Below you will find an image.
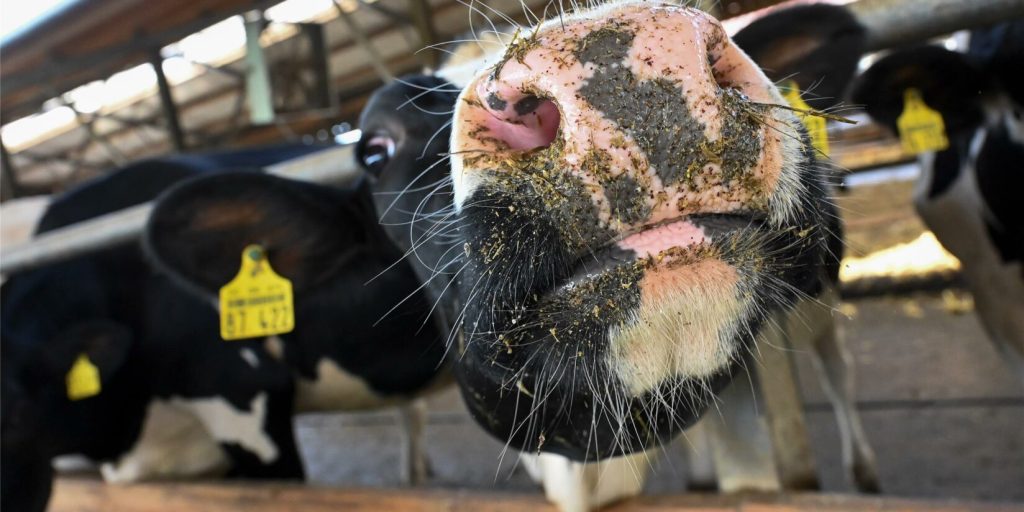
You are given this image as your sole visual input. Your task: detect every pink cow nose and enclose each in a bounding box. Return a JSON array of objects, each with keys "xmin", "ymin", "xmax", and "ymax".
[
  {"xmin": 476, "ymin": 85, "xmax": 561, "ymax": 151},
  {"xmin": 453, "ymin": 4, "xmax": 793, "ymax": 230}
]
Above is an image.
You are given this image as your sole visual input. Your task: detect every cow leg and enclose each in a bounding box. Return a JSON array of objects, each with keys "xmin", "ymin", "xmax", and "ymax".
[
  {"xmin": 805, "ymin": 289, "xmax": 880, "ymax": 493},
  {"xmin": 753, "ymin": 308, "xmax": 820, "ymax": 491},
  {"xmin": 520, "ymin": 451, "xmax": 649, "ymax": 512},
  {"xmin": 705, "ymin": 364, "xmax": 781, "ymax": 492},
  {"xmin": 968, "ymin": 287, "xmax": 1024, "ymax": 387},
  {"xmin": 254, "ymin": 386, "xmax": 306, "ymax": 479},
  {"xmin": 397, "ymin": 398, "xmax": 430, "ymax": 485},
  {"xmin": 989, "ymin": 334, "xmax": 1024, "ymax": 386},
  {"xmin": 682, "ymin": 418, "xmax": 717, "ymax": 490}
]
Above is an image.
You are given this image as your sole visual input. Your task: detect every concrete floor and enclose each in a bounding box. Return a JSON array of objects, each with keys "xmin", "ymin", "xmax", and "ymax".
[{"xmin": 294, "ymin": 291, "xmax": 1024, "ymax": 503}]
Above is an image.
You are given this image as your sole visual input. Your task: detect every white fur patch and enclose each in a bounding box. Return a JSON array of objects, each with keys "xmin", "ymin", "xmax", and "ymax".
[
  {"xmin": 173, "ymin": 393, "xmax": 279, "ymax": 464},
  {"xmin": 763, "ymin": 108, "xmax": 809, "ymax": 227},
  {"xmin": 52, "ymin": 455, "xmax": 96, "ymax": 473},
  {"xmin": 239, "ymin": 348, "xmax": 260, "ymax": 368},
  {"xmin": 607, "ymin": 260, "xmax": 746, "ymax": 397},
  {"xmin": 100, "ymin": 400, "xmax": 229, "ymax": 483},
  {"xmin": 436, "ymin": 30, "xmax": 512, "ymax": 88},
  {"xmin": 520, "ymin": 450, "xmax": 650, "ymax": 512}
]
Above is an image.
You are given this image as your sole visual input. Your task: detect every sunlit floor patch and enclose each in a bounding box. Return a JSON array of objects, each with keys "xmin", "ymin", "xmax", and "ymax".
[{"xmin": 840, "ymin": 231, "xmax": 960, "ymax": 283}]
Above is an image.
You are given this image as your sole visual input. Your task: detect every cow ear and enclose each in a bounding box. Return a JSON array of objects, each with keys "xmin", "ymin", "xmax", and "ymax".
[
  {"xmin": 144, "ymin": 171, "xmax": 373, "ymax": 299},
  {"xmin": 51, "ymin": 320, "xmax": 132, "ymax": 388},
  {"xmin": 732, "ymin": 4, "xmax": 866, "ymax": 111},
  {"xmin": 850, "ymin": 46, "xmax": 989, "ymax": 136}
]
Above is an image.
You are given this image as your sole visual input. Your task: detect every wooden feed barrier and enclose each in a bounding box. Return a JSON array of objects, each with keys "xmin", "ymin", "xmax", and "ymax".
[{"xmin": 49, "ymin": 478, "xmax": 1020, "ymax": 512}]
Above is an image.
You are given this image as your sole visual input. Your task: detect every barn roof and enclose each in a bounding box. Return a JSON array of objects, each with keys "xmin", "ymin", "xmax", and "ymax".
[
  {"xmin": 1, "ymin": 0, "xmax": 282, "ymax": 122},
  {"xmin": 0, "ymin": 0, "xmax": 788, "ymax": 196}
]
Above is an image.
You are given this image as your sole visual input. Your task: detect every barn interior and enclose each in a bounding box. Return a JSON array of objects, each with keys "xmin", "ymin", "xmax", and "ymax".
[{"xmin": 1, "ymin": 0, "xmax": 1021, "ymax": 510}]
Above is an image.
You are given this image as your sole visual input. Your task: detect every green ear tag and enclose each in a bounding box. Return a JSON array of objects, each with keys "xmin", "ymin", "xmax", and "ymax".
[
  {"xmin": 782, "ymin": 81, "xmax": 830, "ymax": 157},
  {"xmin": 67, "ymin": 354, "xmax": 101, "ymax": 401},
  {"xmin": 897, "ymin": 88, "xmax": 949, "ymax": 154},
  {"xmin": 218, "ymin": 245, "xmax": 295, "ymax": 341}
]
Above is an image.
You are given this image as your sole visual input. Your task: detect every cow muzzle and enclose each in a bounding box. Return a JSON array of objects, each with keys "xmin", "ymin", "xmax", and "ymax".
[{"xmin": 449, "ymin": 1, "xmax": 823, "ymax": 460}]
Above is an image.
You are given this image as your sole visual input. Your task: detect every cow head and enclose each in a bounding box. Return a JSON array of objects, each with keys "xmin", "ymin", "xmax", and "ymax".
[
  {"xmin": 143, "ymin": 171, "xmax": 448, "ymax": 399},
  {"xmin": 355, "ymin": 74, "xmax": 463, "ymax": 325},
  {"xmin": 852, "ymin": 46, "xmax": 992, "ymax": 141},
  {"xmin": 440, "ymin": 1, "xmax": 860, "ymax": 460}
]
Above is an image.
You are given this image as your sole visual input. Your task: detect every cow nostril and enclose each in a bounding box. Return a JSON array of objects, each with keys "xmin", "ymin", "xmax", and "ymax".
[
  {"xmin": 514, "ymin": 96, "xmax": 541, "ymax": 116},
  {"xmin": 480, "ymin": 93, "xmax": 560, "ymax": 151}
]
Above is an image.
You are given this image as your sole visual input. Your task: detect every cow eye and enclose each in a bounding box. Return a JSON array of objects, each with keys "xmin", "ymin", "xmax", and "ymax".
[{"xmin": 359, "ymin": 134, "xmax": 396, "ymax": 174}]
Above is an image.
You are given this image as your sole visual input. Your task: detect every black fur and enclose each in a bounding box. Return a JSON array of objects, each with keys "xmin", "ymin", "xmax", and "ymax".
[
  {"xmin": 975, "ymin": 124, "xmax": 1024, "ymax": 264},
  {"xmin": 356, "ymin": 74, "xmax": 461, "ymax": 331},
  {"xmin": 1, "ymin": 147, "xmax": 333, "ymax": 512}
]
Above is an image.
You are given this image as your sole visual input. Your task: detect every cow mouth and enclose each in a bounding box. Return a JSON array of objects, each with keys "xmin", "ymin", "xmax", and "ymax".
[
  {"xmin": 456, "ymin": 212, "xmax": 758, "ymax": 460},
  {"xmin": 548, "ymin": 214, "xmax": 757, "ymax": 301}
]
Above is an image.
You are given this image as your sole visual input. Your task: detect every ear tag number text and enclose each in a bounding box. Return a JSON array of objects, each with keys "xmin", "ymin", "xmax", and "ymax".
[
  {"xmin": 898, "ymin": 88, "xmax": 949, "ymax": 154},
  {"xmin": 782, "ymin": 81, "xmax": 830, "ymax": 157},
  {"xmin": 219, "ymin": 245, "xmax": 295, "ymax": 340},
  {"xmin": 67, "ymin": 354, "xmax": 101, "ymax": 401}
]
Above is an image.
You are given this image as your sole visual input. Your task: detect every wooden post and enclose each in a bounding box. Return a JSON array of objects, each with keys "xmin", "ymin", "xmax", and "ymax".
[
  {"xmin": 300, "ymin": 23, "xmax": 333, "ymax": 109},
  {"xmin": 333, "ymin": 0, "xmax": 393, "ymax": 83},
  {"xmin": 1, "ymin": 137, "xmax": 24, "ymax": 202},
  {"xmin": 406, "ymin": 0, "xmax": 440, "ymax": 68},
  {"xmin": 754, "ymin": 308, "xmax": 820, "ymax": 490},
  {"xmin": 244, "ymin": 11, "xmax": 276, "ymax": 125},
  {"xmin": 149, "ymin": 49, "xmax": 187, "ymax": 152}
]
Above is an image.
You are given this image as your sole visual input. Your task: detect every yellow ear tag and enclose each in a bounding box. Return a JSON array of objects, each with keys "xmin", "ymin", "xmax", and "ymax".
[
  {"xmin": 897, "ymin": 88, "xmax": 949, "ymax": 154},
  {"xmin": 782, "ymin": 81, "xmax": 830, "ymax": 157},
  {"xmin": 218, "ymin": 245, "xmax": 295, "ymax": 341},
  {"xmin": 66, "ymin": 354, "xmax": 101, "ymax": 401}
]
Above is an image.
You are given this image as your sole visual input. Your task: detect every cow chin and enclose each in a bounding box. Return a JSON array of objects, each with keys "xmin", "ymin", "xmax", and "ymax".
[{"xmin": 454, "ymin": 187, "xmax": 812, "ymax": 458}]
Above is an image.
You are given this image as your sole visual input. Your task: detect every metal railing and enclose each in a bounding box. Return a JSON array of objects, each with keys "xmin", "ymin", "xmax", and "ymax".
[{"xmin": 0, "ymin": 145, "xmax": 357, "ymax": 274}]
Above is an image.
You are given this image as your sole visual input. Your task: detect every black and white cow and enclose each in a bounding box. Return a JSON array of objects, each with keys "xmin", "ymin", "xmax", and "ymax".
[
  {"xmin": 143, "ymin": 168, "xmax": 449, "ymax": 484},
  {"xmin": 1, "ymin": 149, "xmax": 313, "ymax": 512},
  {"xmin": 851, "ymin": 21, "xmax": 1024, "ymax": 384},
  {"xmin": 354, "ymin": 3, "xmax": 877, "ymax": 509},
  {"xmin": 1, "ymin": 144, "xmax": 447, "ymax": 511},
  {"xmin": 142, "ymin": 147, "xmax": 457, "ymax": 483}
]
